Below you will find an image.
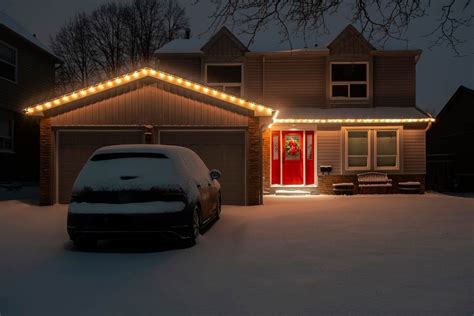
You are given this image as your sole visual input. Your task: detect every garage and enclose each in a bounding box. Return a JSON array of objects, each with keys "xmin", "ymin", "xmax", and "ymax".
[
  {"xmin": 160, "ymin": 130, "xmax": 246, "ymax": 205},
  {"xmin": 56, "ymin": 130, "xmax": 143, "ymax": 203},
  {"xmin": 31, "ymin": 69, "xmax": 267, "ymax": 206}
]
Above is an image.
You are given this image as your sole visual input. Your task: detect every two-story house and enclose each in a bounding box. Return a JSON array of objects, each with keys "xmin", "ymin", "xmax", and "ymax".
[
  {"xmin": 0, "ymin": 12, "xmax": 60, "ymax": 183},
  {"xmin": 25, "ymin": 25, "xmax": 433, "ymax": 206}
]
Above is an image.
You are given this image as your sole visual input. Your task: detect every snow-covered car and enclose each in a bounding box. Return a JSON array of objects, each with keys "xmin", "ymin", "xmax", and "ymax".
[{"xmin": 67, "ymin": 144, "xmax": 222, "ymax": 248}]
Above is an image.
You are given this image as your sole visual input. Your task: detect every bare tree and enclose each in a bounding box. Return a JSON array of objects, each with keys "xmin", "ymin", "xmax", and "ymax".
[
  {"xmin": 51, "ymin": 0, "xmax": 189, "ymax": 89},
  {"xmin": 50, "ymin": 13, "xmax": 97, "ymax": 91},
  {"xmin": 162, "ymin": 0, "xmax": 189, "ymax": 43},
  {"xmin": 204, "ymin": 0, "xmax": 473, "ymax": 55},
  {"xmin": 124, "ymin": 0, "xmax": 189, "ymax": 66},
  {"xmin": 89, "ymin": 3, "xmax": 128, "ymax": 77}
]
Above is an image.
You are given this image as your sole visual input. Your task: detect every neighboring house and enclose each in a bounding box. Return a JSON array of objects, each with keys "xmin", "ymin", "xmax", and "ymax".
[
  {"xmin": 25, "ymin": 25, "xmax": 433, "ymax": 206},
  {"xmin": 0, "ymin": 11, "xmax": 60, "ymax": 182},
  {"xmin": 427, "ymin": 86, "xmax": 474, "ymax": 192}
]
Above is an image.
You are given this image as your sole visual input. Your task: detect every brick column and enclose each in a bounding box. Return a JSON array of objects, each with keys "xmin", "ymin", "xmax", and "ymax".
[
  {"xmin": 262, "ymin": 129, "xmax": 271, "ymax": 193},
  {"xmin": 39, "ymin": 118, "xmax": 54, "ymax": 205},
  {"xmin": 247, "ymin": 116, "xmax": 262, "ymax": 205}
]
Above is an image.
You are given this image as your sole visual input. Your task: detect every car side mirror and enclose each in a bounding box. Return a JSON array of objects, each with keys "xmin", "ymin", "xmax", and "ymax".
[{"xmin": 210, "ymin": 169, "xmax": 221, "ymax": 180}]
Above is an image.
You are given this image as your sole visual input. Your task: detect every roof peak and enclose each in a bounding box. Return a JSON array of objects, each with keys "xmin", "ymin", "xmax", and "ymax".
[{"xmin": 25, "ymin": 67, "xmax": 273, "ymax": 117}]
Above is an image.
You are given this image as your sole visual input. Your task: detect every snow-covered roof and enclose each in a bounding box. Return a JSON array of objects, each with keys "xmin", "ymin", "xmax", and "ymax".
[
  {"xmin": 157, "ymin": 38, "xmax": 207, "ymax": 54},
  {"xmin": 157, "ymin": 36, "xmax": 330, "ymax": 54},
  {"xmin": 0, "ymin": 11, "xmax": 60, "ymax": 61},
  {"xmin": 274, "ymin": 106, "xmax": 433, "ymax": 123}
]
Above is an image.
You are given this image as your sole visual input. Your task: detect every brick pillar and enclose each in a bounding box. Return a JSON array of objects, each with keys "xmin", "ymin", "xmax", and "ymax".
[
  {"xmin": 262, "ymin": 129, "xmax": 271, "ymax": 193},
  {"xmin": 39, "ymin": 118, "xmax": 54, "ymax": 205},
  {"xmin": 247, "ymin": 116, "xmax": 262, "ymax": 205}
]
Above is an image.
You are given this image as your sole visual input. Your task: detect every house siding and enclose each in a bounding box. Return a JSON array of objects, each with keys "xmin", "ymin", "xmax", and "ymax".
[
  {"xmin": 373, "ymin": 56, "xmax": 416, "ymax": 107},
  {"xmin": 50, "ymin": 82, "xmax": 249, "ymax": 127},
  {"xmin": 0, "ymin": 26, "xmax": 57, "ymax": 182},
  {"xmin": 203, "ymin": 35, "xmax": 243, "ymax": 57},
  {"xmin": 0, "ymin": 27, "xmax": 56, "ymax": 110},
  {"xmin": 247, "ymin": 56, "xmax": 326, "ymax": 108},
  {"xmin": 158, "ymin": 56, "xmax": 202, "ymax": 82},
  {"xmin": 403, "ymin": 128, "xmax": 426, "ymax": 174},
  {"xmin": 316, "ymin": 128, "xmax": 341, "ymax": 175}
]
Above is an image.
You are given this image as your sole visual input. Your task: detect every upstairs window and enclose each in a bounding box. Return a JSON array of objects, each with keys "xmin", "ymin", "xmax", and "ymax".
[
  {"xmin": 0, "ymin": 41, "xmax": 17, "ymax": 82},
  {"xmin": 331, "ymin": 63, "xmax": 367, "ymax": 99},
  {"xmin": 205, "ymin": 64, "xmax": 242, "ymax": 96},
  {"xmin": 0, "ymin": 119, "xmax": 14, "ymax": 152}
]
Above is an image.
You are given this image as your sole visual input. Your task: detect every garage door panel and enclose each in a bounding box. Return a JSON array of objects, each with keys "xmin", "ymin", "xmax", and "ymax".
[
  {"xmin": 160, "ymin": 131, "xmax": 246, "ymax": 205},
  {"xmin": 57, "ymin": 130, "xmax": 143, "ymax": 203}
]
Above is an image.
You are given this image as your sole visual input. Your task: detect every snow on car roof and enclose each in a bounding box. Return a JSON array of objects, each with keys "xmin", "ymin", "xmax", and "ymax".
[{"xmin": 94, "ymin": 144, "xmax": 194, "ymax": 156}]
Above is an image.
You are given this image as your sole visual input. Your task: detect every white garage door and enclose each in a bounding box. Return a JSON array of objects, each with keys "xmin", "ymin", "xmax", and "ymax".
[
  {"xmin": 56, "ymin": 130, "xmax": 143, "ymax": 203},
  {"xmin": 160, "ymin": 130, "xmax": 246, "ymax": 205}
]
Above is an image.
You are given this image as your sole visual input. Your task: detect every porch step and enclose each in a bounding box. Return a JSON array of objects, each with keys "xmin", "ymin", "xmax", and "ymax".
[{"xmin": 275, "ymin": 189, "xmax": 312, "ymax": 196}]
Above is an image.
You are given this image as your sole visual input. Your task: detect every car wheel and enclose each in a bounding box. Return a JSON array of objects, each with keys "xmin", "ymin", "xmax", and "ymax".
[
  {"xmin": 182, "ymin": 206, "xmax": 200, "ymax": 247},
  {"xmin": 215, "ymin": 193, "xmax": 222, "ymax": 219},
  {"xmin": 73, "ymin": 237, "xmax": 97, "ymax": 250}
]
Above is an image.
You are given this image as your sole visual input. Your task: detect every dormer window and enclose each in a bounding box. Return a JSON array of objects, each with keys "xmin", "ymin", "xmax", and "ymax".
[
  {"xmin": 205, "ymin": 64, "xmax": 243, "ymax": 96},
  {"xmin": 330, "ymin": 62, "xmax": 368, "ymax": 99},
  {"xmin": 0, "ymin": 41, "xmax": 17, "ymax": 83}
]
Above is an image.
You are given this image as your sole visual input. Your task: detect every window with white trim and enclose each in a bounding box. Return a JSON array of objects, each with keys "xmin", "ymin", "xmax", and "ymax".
[
  {"xmin": 346, "ymin": 130, "xmax": 369, "ymax": 169},
  {"xmin": 375, "ymin": 130, "xmax": 399, "ymax": 169},
  {"xmin": 331, "ymin": 63, "xmax": 368, "ymax": 99},
  {"xmin": 0, "ymin": 41, "xmax": 17, "ymax": 82},
  {"xmin": 205, "ymin": 64, "xmax": 242, "ymax": 96},
  {"xmin": 0, "ymin": 119, "xmax": 14, "ymax": 152}
]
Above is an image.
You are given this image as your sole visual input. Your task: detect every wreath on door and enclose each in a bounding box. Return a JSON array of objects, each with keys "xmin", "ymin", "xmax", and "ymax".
[{"xmin": 285, "ymin": 138, "xmax": 300, "ymax": 156}]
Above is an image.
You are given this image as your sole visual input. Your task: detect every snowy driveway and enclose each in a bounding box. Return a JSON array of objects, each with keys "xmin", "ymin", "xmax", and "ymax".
[{"xmin": 0, "ymin": 194, "xmax": 473, "ymax": 315}]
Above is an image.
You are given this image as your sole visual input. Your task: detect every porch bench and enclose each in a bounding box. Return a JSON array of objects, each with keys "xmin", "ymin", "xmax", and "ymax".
[
  {"xmin": 357, "ymin": 172, "xmax": 392, "ymax": 194},
  {"xmin": 398, "ymin": 181, "xmax": 422, "ymax": 194},
  {"xmin": 333, "ymin": 182, "xmax": 354, "ymax": 195}
]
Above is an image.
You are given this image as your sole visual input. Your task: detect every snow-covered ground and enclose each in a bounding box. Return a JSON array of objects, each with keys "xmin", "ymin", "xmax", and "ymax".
[{"xmin": 0, "ymin": 194, "xmax": 472, "ymax": 315}]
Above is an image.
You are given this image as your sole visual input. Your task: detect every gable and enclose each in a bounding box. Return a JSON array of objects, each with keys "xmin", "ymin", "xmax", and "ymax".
[
  {"xmin": 328, "ymin": 25, "xmax": 375, "ymax": 55},
  {"xmin": 25, "ymin": 67, "xmax": 273, "ymax": 117},
  {"xmin": 49, "ymin": 82, "xmax": 249, "ymax": 126},
  {"xmin": 201, "ymin": 27, "xmax": 248, "ymax": 57}
]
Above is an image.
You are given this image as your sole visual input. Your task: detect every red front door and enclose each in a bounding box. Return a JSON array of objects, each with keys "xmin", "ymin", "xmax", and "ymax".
[{"xmin": 282, "ymin": 131, "xmax": 304, "ymax": 185}]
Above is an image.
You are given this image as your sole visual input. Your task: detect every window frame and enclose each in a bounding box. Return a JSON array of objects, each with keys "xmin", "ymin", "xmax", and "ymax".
[
  {"xmin": 374, "ymin": 129, "xmax": 400, "ymax": 170},
  {"xmin": 330, "ymin": 62, "xmax": 369, "ymax": 100},
  {"xmin": 345, "ymin": 129, "xmax": 371, "ymax": 171},
  {"xmin": 204, "ymin": 63, "xmax": 244, "ymax": 96},
  {"xmin": 0, "ymin": 119, "xmax": 14, "ymax": 153},
  {"xmin": 0, "ymin": 40, "xmax": 18, "ymax": 84}
]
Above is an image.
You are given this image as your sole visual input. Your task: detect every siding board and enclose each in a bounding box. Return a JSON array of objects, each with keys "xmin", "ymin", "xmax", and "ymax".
[
  {"xmin": 374, "ymin": 56, "xmax": 416, "ymax": 107},
  {"xmin": 246, "ymin": 56, "xmax": 326, "ymax": 107},
  {"xmin": 403, "ymin": 129, "xmax": 426, "ymax": 174},
  {"xmin": 50, "ymin": 85, "xmax": 248, "ymax": 127},
  {"xmin": 317, "ymin": 130, "xmax": 341, "ymax": 174}
]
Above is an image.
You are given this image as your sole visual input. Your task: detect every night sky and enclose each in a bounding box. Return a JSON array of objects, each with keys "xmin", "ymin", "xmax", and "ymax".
[{"xmin": 2, "ymin": 0, "xmax": 473, "ymax": 114}]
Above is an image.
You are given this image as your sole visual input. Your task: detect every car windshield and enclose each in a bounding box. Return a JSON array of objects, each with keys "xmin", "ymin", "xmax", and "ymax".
[
  {"xmin": 90, "ymin": 152, "xmax": 168, "ymax": 161},
  {"xmin": 72, "ymin": 152, "xmax": 184, "ymax": 194}
]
